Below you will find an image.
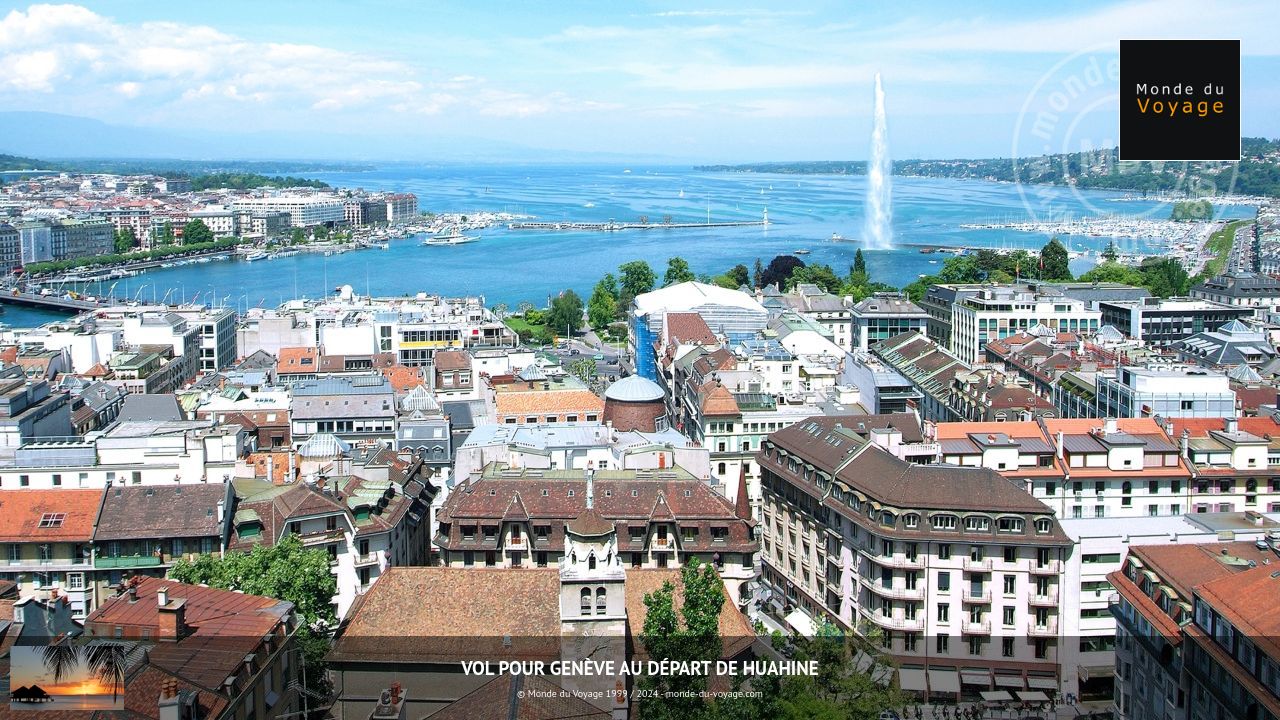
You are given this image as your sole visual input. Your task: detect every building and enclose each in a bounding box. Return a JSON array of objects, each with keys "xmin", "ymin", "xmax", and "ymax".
[
  {"xmin": 630, "ymin": 282, "xmax": 768, "ymax": 381},
  {"xmin": 230, "ymin": 195, "xmax": 345, "ymax": 227},
  {"xmin": 431, "ymin": 349, "xmax": 474, "ymax": 398},
  {"xmin": 187, "ymin": 207, "xmax": 240, "ymax": 237},
  {"xmin": 758, "ymin": 416, "xmax": 1074, "ymax": 698},
  {"xmin": 384, "ymin": 193, "xmax": 418, "ymax": 223},
  {"xmin": 290, "ymin": 376, "xmax": 397, "ymax": 446},
  {"xmin": 1093, "ymin": 365, "xmax": 1238, "ymax": 419},
  {"xmin": 774, "ymin": 284, "xmax": 855, "ymax": 351},
  {"xmin": 1169, "ymin": 416, "xmax": 1280, "ymax": 514},
  {"xmin": 1174, "ymin": 319, "xmax": 1278, "ymax": 371},
  {"xmin": 15, "ymin": 216, "xmax": 113, "ymax": 264},
  {"xmin": 850, "ymin": 293, "xmax": 929, "ymax": 352},
  {"xmin": 95, "ymin": 206, "xmax": 154, "ymax": 245},
  {"xmin": 602, "ymin": 375, "xmax": 667, "ymax": 432},
  {"xmin": 488, "ymin": 369, "xmax": 604, "ymax": 426},
  {"xmin": 0, "ymin": 488, "xmax": 100, "ymax": 617},
  {"xmin": 839, "ymin": 351, "xmax": 924, "ymax": 415},
  {"xmin": 433, "ymin": 463, "xmax": 758, "ymax": 605},
  {"xmin": 1108, "ymin": 541, "xmax": 1280, "ymax": 720},
  {"xmin": 871, "ymin": 331, "xmax": 970, "ymax": 422},
  {"xmin": 0, "ymin": 222, "xmax": 21, "ymax": 272},
  {"xmin": 950, "ymin": 285, "xmax": 1101, "ymax": 364},
  {"xmin": 1191, "ymin": 270, "xmax": 1280, "ymax": 317},
  {"xmin": 228, "ymin": 444, "xmax": 436, "ymax": 618},
  {"xmin": 83, "ymin": 576, "xmax": 301, "ymax": 720},
  {"xmin": 242, "ymin": 210, "xmax": 291, "ymax": 239},
  {"xmin": 1098, "ymin": 297, "xmax": 1252, "ymax": 346},
  {"xmin": 0, "ymin": 365, "xmax": 74, "ymax": 463}
]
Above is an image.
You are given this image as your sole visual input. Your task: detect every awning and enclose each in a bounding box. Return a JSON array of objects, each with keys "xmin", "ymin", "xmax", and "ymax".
[
  {"xmin": 961, "ymin": 669, "xmax": 991, "ymax": 686},
  {"xmin": 1026, "ymin": 677, "xmax": 1059, "ymax": 690},
  {"xmin": 980, "ymin": 690, "xmax": 1013, "ymax": 702},
  {"xmin": 784, "ymin": 609, "xmax": 816, "ymax": 638},
  {"xmin": 1017, "ymin": 691, "xmax": 1050, "ymax": 702},
  {"xmin": 928, "ymin": 668, "xmax": 961, "ymax": 694},
  {"xmin": 994, "ymin": 674, "xmax": 1023, "ymax": 688},
  {"xmin": 898, "ymin": 667, "xmax": 928, "ymax": 692}
]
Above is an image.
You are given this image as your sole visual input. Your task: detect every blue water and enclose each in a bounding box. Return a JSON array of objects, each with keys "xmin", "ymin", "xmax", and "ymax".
[{"xmin": 5, "ymin": 165, "xmax": 1255, "ymax": 327}]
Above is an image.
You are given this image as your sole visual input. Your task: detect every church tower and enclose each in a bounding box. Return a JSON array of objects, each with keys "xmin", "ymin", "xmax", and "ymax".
[{"xmin": 558, "ymin": 466, "xmax": 628, "ymax": 720}]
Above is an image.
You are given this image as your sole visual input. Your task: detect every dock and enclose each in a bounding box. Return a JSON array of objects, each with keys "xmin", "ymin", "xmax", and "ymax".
[
  {"xmin": 0, "ymin": 289, "xmax": 105, "ymax": 313},
  {"xmin": 508, "ymin": 213, "xmax": 769, "ymax": 233}
]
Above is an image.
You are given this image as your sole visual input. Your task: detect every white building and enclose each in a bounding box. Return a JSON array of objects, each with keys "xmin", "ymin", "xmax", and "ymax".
[
  {"xmin": 231, "ymin": 196, "xmax": 345, "ymax": 227},
  {"xmin": 187, "ymin": 207, "xmax": 240, "ymax": 238},
  {"xmin": 951, "ymin": 286, "xmax": 1101, "ymax": 364},
  {"xmin": 1094, "ymin": 365, "xmax": 1237, "ymax": 419}
]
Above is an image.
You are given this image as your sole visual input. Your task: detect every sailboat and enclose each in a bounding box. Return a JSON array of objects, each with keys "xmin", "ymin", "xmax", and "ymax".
[{"xmin": 679, "ymin": 189, "xmax": 685, "ymax": 198}]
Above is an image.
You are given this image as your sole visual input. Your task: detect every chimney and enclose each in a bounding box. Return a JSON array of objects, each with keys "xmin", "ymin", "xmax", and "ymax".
[
  {"xmin": 158, "ymin": 679, "xmax": 182, "ymax": 720},
  {"xmin": 1103, "ymin": 418, "xmax": 1118, "ymax": 435},
  {"xmin": 157, "ymin": 586, "xmax": 168, "ymax": 607},
  {"xmin": 1055, "ymin": 430, "xmax": 1064, "ymax": 460},
  {"xmin": 158, "ymin": 593, "xmax": 187, "ymax": 642},
  {"xmin": 128, "ymin": 586, "xmax": 138, "ymax": 603},
  {"xmin": 216, "ymin": 498, "xmax": 225, "ymax": 524},
  {"xmin": 369, "ymin": 683, "xmax": 408, "ymax": 720},
  {"xmin": 1180, "ymin": 429, "xmax": 1190, "ymax": 459},
  {"xmin": 585, "ymin": 463, "xmax": 595, "ymax": 509},
  {"xmin": 1225, "ymin": 417, "xmax": 1239, "ymax": 434}
]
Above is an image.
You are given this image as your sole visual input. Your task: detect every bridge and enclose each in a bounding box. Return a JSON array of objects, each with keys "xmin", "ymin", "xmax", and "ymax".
[{"xmin": 0, "ymin": 289, "xmax": 104, "ymax": 313}]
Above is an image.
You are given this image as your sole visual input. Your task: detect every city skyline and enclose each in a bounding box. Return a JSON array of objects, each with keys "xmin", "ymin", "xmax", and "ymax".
[{"xmin": 1, "ymin": 1, "xmax": 1278, "ymax": 162}]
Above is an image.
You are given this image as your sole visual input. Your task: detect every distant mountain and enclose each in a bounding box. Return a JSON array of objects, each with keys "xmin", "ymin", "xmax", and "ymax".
[{"xmin": 0, "ymin": 111, "xmax": 678, "ymax": 164}]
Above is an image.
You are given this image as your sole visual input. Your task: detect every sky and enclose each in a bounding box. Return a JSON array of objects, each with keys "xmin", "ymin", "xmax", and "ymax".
[{"xmin": 0, "ymin": 0, "xmax": 1278, "ymax": 162}]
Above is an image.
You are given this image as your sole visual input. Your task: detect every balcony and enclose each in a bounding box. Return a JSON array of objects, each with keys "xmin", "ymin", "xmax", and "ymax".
[
  {"xmin": 962, "ymin": 619, "xmax": 992, "ymax": 634},
  {"xmin": 1028, "ymin": 618, "xmax": 1059, "ymax": 636},
  {"xmin": 651, "ymin": 537, "xmax": 675, "ymax": 552},
  {"xmin": 95, "ymin": 555, "xmax": 164, "ymax": 569},
  {"xmin": 6, "ymin": 558, "xmax": 92, "ymax": 570},
  {"xmin": 963, "ymin": 557, "xmax": 993, "ymax": 571},
  {"xmin": 353, "ymin": 552, "xmax": 381, "ymax": 568},
  {"xmin": 868, "ymin": 613, "xmax": 924, "ymax": 631},
  {"xmin": 1029, "ymin": 593, "xmax": 1059, "ymax": 607},
  {"xmin": 861, "ymin": 548, "xmax": 924, "ymax": 569},
  {"xmin": 1029, "ymin": 560, "xmax": 1062, "ymax": 575},
  {"xmin": 506, "ymin": 536, "xmax": 526, "ymax": 550},
  {"xmin": 299, "ymin": 529, "xmax": 345, "ymax": 547},
  {"xmin": 864, "ymin": 579, "xmax": 925, "ymax": 601},
  {"xmin": 963, "ymin": 588, "xmax": 992, "ymax": 603}
]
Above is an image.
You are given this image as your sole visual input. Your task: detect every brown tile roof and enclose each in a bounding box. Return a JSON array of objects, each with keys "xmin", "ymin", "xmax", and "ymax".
[
  {"xmin": 1195, "ymin": 564, "xmax": 1280, "ymax": 660},
  {"xmin": 566, "ymin": 507, "xmax": 614, "ymax": 536},
  {"xmin": 83, "ymin": 362, "xmax": 112, "ymax": 378},
  {"xmin": 429, "ymin": 674, "xmax": 609, "ymax": 720},
  {"xmin": 698, "ymin": 381, "xmax": 739, "ymax": 416},
  {"xmin": 495, "ymin": 390, "xmax": 604, "ymax": 418},
  {"xmin": 1128, "ymin": 542, "xmax": 1268, "ymax": 600},
  {"xmin": 276, "ymin": 347, "xmax": 316, "ymax": 374},
  {"xmin": 433, "ymin": 350, "xmax": 472, "ymax": 371},
  {"xmin": 1169, "ymin": 416, "xmax": 1280, "ymax": 438},
  {"xmin": 0, "ymin": 489, "xmax": 101, "ymax": 542},
  {"xmin": 94, "ymin": 484, "xmax": 226, "ymax": 542},
  {"xmin": 245, "ymin": 451, "xmax": 297, "ymax": 485},
  {"xmin": 380, "ymin": 365, "xmax": 425, "ymax": 393},
  {"xmin": 124, "ymin": 664, "xmax": 230, "ymax": 720},
  {"xmin": 665, "ymin": 312, "xmax": 718, "ymax": 346},
  {"xmin": 625, "ymin": 569, "xmax": 755, "ymax": 660}
]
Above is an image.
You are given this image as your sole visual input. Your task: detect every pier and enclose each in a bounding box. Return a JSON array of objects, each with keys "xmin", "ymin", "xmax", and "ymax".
[{"xmin": 508, "ymin": 212, "xmax": 769, "ymax": 233}]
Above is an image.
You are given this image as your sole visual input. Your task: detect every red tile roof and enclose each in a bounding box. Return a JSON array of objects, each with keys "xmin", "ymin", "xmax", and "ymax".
[
  {"xmin": 0, "ymin": 489, "xmax": 101, "ymax": 542},
  {"xmin": 433, "ymin": 350, "xmax": 472, "ymax": 371},
  {"xmin": 1169, "ymin": 416, "xmax": 1280, "ymax": 438},
  {"xmin": 665, "ymin": 312, "xmax": 718, "ymax": 346},
  {"xmin": 380, "ymin": 365, "xmax": 424, "ymax": 394},
  {"xmin": 276, "ymin": 347, "xmax": 317, "ymax": 374}
]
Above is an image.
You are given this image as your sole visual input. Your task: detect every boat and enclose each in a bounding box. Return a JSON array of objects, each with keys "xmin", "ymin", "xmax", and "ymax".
[
  {"xmin": 794, "ymin": 249, "xmax": 811, "ymax": 255},
  {"xmin": 243, "ymin": 250, "xmax": 268, "ymax": 262},
  {"xmin": 831, "ymin": 232, "xmax": 846, "ymax": 241},
  {"xmin": 424, "ymin": 229, "xmax": 479, "ymax": 246},
  {"xmin": 920, "ymin": 248, "xmax": 937, "ymax": 254},
  {"xmin": 583, "ymin": 202, "xmax": 596, "ymax": 208}
]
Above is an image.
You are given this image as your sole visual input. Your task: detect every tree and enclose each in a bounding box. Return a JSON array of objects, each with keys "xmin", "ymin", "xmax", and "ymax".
[
  {"xmin": 182, "ymin": 219, "xmax": 214, "ymax": 246},
  {"xmin": 853, "ymin": 249, "xmax": 867, "ymax": 276},
  {"xmin": 618, "ymin": 260, "xmax": 656, "ymax": 300},
  {"xmin": 664, "ymin": 256, "xmax": 696, "ymax": 286},
  {"xmin": 1078, "ymin": 261, "xmax": 1143, "ymax": 285},
  {"xmin": 567, "ymin": 357, "xmax": 597, "ymax": 385},
  {"xmin": 763, "ymin": 623, "xmax": 908, "ymax": 719},
  {"xmin": 545, "ymin": 289, "xmax": 585, "ymax": 336},
  {"xmin": 169, "ymin": 534, "xmax": 338, "ymax": 703},
  {"xmin": 113, "ymin": 228, "xmax": 136, "ymax": 254},
  {"xmin": 1102, "ymin": 240, "xmax": 1119, "ymax": 262},
  {"xmin": 637, "ymin": 559, "xmax": 725, "ymax": 720},
  {"xmin": 758, "ymin": 255, "xmax": 806, "ymax": 290},
  {"xmin": 290, "ymin": 227, "xmax": 306, "ymax": 245},
  {"xmin": 1039, "ymin": 238, "xmax": 1072, "ymax": 281},
  {"xmin": 158, "ymin": 222, "xmax": 176, "ymax": 247},
  {"xmin": 1140, "ymin": 257, "xmax": 1191, "ymax": 297},
  {"xmin": 726, "ymin": 264, "xmax": 750, "ymax": 288},
  {"xmin": 789, "ymin": 263, "xmax": 842, "ymax": 293},
  {"xmin": 752, "ymin": 258, "xmax": 764, "ymax": 288},
  {"xmin": 492, "ymin": 302, "xmax": 509, "ymax": 319},
  {"xmin": 588, "ymin": 276, "xmax": 619, "ymax": 329},
  {"xmin": 313, "ymin": 225, "xmax": 330, "ymax": 241}
]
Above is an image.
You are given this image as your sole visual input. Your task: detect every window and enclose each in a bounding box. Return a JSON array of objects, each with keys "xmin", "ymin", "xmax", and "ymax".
[
  {"xmin": 51, "ymin": 474, "xmax": 61, "ymax": 487},
  {"xmin": 1003, "ymin": 546, "xmax": 1017, "ymax": 563},
  {"xmin": 596, "ymin": 588, "xmax": 607, "ymax": 615},
  {"xmin": 938, "ymin": 543, "xmax": 951, "ymax": 560},
  {"xmin": 485, "ymin": 551, "xmax": 496, "ymax": 567},
  {"xmin": 1003, "ymin": 607, "xmax": 1015, "ymax": 626},
  {"xmin": 580, "ymin": 588, "xmax": 592, "ymax": 616},
  {"xmin": 936, "ymin": 635, "xmax": 949, "ymax": 654},
  {"xmin": 937, "ymin": 572, "xmax": 950, "ymax": 592},
  {"xmin": 937, "ymin": 603, "xmax": 950, "ymax": 622},
  {"xmin": 996, "ymin": 517, "xmax": 1024, "ymax": 533},
  {"xmin": 1002, "ymin": 575, "xmax": 1016, "ymax": 595},
  {"xmin": 37, "ymin": 513, "xmax": 65, "ymax": 529},
  {"xmin": 1002, "ymin": 637, "xmax": 1015, "ymax": 657},
  {"xmin": 19, "ymin": 475, "xmax": 29, "ymax": 487}
]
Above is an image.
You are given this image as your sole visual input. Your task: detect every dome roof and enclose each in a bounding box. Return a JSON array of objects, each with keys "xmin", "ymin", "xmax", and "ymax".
[
  {"xmin": 604, "ymin": 375, "xmax": 665, "ymax": 402},
  {"xmin": 298, "ymin": 433, "xmax": 351, "ymax": 459}
]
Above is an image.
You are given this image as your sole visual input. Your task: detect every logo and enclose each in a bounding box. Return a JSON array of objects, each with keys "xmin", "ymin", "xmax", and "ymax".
[{"xmin": 1120, "ymin": 40, "xmax": 1240, "ymax": 161}]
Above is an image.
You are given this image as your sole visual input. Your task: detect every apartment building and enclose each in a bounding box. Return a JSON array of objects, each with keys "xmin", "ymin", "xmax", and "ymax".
[
  {"xmin": 1191, "ymin": 270, "xmax": 1280, "ymax": 317},
  {"xmin": 384, "ymin": 193, "xmax": 419, "ymax": 223},
  {"xmin": 950, "ymin": 285, "xmax": 1101, "ymax": 364},
  {"xmin": 851, "ymin": 293, "xmax": 929, "ymax": 352},
  {"xmin": 0, "ymin": 489, "xmax": 100, "ymax": 617},
  {"xmin": 84, "ymin": 577, "xmax": 301, "ymax": 720},
  {"xmin": 290, "ymin": 375, "xmax": 397, "ymax": 446},
  {"xmin": 1092, "ymin": 366, "xmax": 1238, "ymax": 419},
  {"xmin": 433, "ymin": 464, "xmax": 759, "ymax": 605},
  {"xmin": 1169, "ymin": 416, "xmax": 1280, "ymax": 514},
  {"xmin": 0, "ymin": 222, "xmax": 21, "ymax": 272},
  {"xmin": 0, "ymin": 364, "xmax": 74, "ymax": 462},
  {"xmin": 231, "ymin": 195, "xmax": 345, "ymax": 227},
  {"xmin": 773, "ymin": 283, "xmax": 856, "ymax": 351},
  {"xmin": 1099, "ymin": 297, "xmax": 1252, "ymax": 346},
  {"xmin": 759, "ymin": 416, "xmax": 1073, "ymax": 698},
  {"xmin": 1109, "ymin": 541, "xmax": 1280, "ymax": 720},
  {"xmin": 872, "ymin": 331, "xmax": 970, "ymax": 422}
]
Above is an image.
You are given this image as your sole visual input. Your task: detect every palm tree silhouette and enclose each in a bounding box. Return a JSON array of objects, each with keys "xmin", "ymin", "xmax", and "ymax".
[{"xmin": 40, "ymin": 635, "xmax": 130, "ymax": 702}]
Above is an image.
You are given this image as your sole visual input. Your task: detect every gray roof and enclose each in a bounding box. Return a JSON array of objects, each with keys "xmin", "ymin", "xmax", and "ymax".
[
  {"xmin": 298, "ymin": 433, "xmax": 350, "ymax": 458},
  {"xmin": 292, "ymin": 376, "xmax": 392, "ymax": 396},
  {"xmin": 604, "ymin": 375, "xmax": 664, "ymax": 402},
  {"xmin": 116, "ymin": 393, "xmax": 183, "ymax": 423}
]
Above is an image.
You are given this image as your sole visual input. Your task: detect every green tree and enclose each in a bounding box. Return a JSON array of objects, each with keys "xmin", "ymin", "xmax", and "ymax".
[
  {"xmin": 182, "ymin": 219, "xmax": 214, "ymax": 246},
  {"xmin": 853, "ymin": 249, "xmax": 867, "ymax": 276},
  {"xmin": 765, "ymin": 623, "xmax": 907, "ymax": 720},
  {"xmin": 619, "ymin": 260, "xmax": 657, "ymax": 298},
  {"xmin": 752, "ymin": 258, "xmax": 764, "ymax": 288},
  {"xmin": 313, "ymin": 225, "xmax": 330, "ymax": 241},
  {"xmin": 169, "ymin": 534, "xmax": 337, "ymax": 703},
  {"xmin": 1102, "ymin": 240, "xmax": 1119, "ymax": 262},
  {"xmin": 158, "ymin": 222, "xmax": 176, "ymax": 246},
  {"xmin": 1140, "ymin": 257, "xmax": 1191, "ymax": 297},
  {"xmin": 759, "ymin": 255, "xmax": 806, "ymax": 290},
  {"xmin": 290, "ymin": 227, "xmax": 306, "ymax": 245},
  {"xmin": 113, "ymin": 228, "xmax": 136, "ymax": 254},
  {"xmin": 789, "ymin": 263, "xmax": 842, "ymax": 293},
  {"xmin": 546, "ymin": 289, "xmax": 585, "ymax": 337},
  {"xmin": 588, "ymin": 276, "xmax": 619, "ymax": 329},
  {"xmin": 567, "ymin": 357, "xmax": 597, "ymax": 385},
  {"xmin": 637, "ymin": 559, "xmax": 724, "ymax": 720},
  {"xmin": 725, "ymin": 264, "xmax": 750, "ymax": 288},
  {"xmin": 1039, "ymin": 238, "xmax": 1072, "ymax": 280},
  {"xmin": 664, "ymin": 256, "xmax": 696, "ymax": 286}
]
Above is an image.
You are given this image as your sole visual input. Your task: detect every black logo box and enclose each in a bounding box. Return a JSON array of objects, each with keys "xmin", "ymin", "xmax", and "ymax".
[{"xmin": 1119, "ymin": 39, "xmax": 1240, "ymax": 162}]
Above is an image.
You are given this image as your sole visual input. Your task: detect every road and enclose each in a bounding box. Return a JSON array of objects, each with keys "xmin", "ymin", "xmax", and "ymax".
[{"xmin": 545, "ymin": 335, "xmax": 626, "ymax": 382}]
